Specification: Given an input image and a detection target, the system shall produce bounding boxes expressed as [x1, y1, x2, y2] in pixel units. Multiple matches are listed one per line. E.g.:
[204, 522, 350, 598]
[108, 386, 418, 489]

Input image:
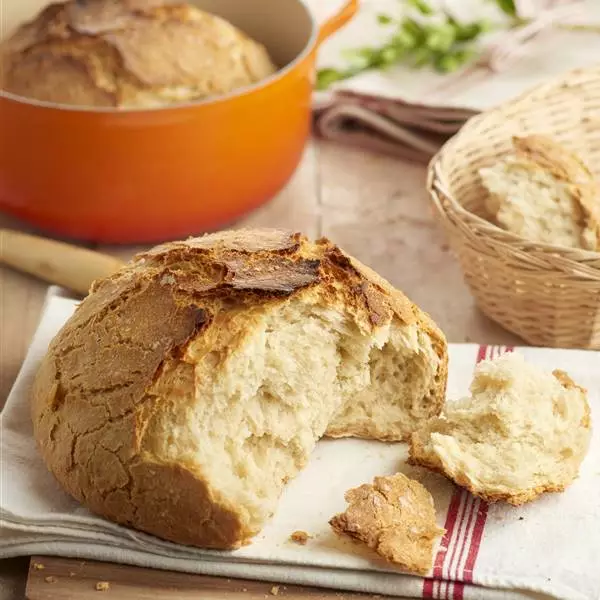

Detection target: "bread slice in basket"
[31, 229, 447, 549]
[479, 135, 600, 250]
[410, 352, 591, 505]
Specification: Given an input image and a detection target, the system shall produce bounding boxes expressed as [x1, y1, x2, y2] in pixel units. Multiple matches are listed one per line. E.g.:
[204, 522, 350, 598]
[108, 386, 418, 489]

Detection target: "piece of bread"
[1, 0, 277, 108]
[479, 135, 600, 250]
[410, 352, 592, 505]
[329, 474, 445, 575]
[289, 530, 311, 545]
[31, 229, 448, 549]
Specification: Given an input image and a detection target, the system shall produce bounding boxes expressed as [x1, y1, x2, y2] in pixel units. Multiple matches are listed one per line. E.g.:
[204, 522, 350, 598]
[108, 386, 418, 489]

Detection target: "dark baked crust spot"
[222, 257, 321, 293]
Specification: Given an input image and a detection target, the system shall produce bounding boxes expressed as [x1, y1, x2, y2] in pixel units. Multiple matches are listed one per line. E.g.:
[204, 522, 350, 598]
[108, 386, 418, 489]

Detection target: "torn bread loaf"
[31, 229, 447, 549]
[410, 352, 592, 505]
[479, 135, 600, 250]
[1, 0, 277, 108]
[329, 474, 445, 575]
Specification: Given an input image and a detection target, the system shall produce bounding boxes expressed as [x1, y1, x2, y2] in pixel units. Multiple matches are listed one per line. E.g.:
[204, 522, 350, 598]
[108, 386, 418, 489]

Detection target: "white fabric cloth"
[1, 288, 599, 600]
[312, 0, 600, 162]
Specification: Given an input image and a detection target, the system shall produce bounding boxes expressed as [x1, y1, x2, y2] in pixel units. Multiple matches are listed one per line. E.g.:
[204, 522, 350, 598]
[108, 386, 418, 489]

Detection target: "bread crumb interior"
[143, 296, 438, 533]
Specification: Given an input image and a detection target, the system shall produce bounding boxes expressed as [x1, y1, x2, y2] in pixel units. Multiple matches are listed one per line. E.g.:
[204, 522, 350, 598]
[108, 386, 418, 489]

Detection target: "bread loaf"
[479, 135, 600, 250]
[409, 352, 592, 505]
[1, 0, 277, 108]
[31, 229, 448, 549]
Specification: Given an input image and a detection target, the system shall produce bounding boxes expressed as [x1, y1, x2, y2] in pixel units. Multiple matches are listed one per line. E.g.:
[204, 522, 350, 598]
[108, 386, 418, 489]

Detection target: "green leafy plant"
[495, 0, 516, 17]
[316, 0, 515, 90]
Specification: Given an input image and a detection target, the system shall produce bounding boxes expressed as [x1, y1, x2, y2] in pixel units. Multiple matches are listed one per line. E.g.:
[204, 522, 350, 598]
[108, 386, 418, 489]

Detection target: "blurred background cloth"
[312, 0, 600, 162]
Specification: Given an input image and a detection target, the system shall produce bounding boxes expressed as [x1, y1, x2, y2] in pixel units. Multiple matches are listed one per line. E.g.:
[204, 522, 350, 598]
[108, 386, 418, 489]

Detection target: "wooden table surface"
[0, 140, 519, 599]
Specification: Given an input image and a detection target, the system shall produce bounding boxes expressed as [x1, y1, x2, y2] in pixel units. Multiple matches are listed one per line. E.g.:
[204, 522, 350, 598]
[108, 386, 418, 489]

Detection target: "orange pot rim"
[0, 0, 358, 115]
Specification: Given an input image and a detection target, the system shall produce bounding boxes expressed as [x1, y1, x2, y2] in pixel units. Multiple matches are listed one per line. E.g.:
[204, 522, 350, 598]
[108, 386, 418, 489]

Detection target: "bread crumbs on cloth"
[289, 530, 311, 545]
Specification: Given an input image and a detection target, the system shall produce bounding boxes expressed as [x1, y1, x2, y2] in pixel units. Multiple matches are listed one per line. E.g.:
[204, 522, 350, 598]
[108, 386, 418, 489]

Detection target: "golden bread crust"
[1, 0, 277, 107]
[329, 474, 445, 575]
[32, 228, 447, 548]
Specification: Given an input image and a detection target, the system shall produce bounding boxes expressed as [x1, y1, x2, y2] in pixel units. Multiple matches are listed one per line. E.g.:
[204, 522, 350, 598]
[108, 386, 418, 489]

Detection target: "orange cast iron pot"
[0, 0, 358, 244]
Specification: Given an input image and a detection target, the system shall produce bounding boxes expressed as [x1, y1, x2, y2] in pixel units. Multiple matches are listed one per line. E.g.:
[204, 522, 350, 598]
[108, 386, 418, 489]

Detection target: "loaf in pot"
[1, 0, 277, 108]
[31, 229, 448, 549]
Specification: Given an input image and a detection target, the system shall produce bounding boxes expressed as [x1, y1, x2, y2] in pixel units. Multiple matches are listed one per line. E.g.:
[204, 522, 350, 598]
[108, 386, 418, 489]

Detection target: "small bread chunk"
[479, 135, 600, 250]
[329, 474, 445, 576]
[289, 530, 311, 545]
[410, 353, 592, 505]
[95, 581, 110, 592]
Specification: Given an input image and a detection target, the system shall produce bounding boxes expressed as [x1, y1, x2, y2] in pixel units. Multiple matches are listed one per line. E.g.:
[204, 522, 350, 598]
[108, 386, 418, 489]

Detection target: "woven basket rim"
[428, 163, 600, 261]
[429, 186, 600, 282]
[428, 65, 600, 265]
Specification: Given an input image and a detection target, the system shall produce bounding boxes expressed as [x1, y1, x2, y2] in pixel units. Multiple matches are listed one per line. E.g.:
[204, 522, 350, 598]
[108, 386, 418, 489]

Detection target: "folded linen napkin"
[313, 0, 600, 162]
[1, 287, 599, 600]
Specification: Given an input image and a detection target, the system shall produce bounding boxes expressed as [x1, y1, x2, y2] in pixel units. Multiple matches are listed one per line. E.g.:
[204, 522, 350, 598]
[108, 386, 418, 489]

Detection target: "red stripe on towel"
[447, 345, 493, 599]
[423, 491, 462, 598]
[422, 345, 489, 598]
[460, 346, 514, 588]
[448, 496, 478, 599]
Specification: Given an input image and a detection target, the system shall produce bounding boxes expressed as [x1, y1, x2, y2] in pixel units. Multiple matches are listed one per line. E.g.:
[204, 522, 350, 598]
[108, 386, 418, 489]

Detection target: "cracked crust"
[1, 0, 277, 108]
[32, 228, 448, 549]
[329, 474, 445, 576]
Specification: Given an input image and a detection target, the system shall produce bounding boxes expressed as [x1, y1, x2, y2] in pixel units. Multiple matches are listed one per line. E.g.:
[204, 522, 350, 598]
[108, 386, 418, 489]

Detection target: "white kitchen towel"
[312, 0, 600, 162]
[1, 288, 599, 600]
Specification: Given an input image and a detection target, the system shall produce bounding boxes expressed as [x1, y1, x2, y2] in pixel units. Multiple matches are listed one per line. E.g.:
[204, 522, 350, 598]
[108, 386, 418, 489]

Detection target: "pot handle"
[317, 0, 359, 47]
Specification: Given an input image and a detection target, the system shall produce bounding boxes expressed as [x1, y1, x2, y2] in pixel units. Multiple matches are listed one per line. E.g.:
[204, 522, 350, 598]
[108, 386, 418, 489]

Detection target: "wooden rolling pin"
[0, 229, 125, 296]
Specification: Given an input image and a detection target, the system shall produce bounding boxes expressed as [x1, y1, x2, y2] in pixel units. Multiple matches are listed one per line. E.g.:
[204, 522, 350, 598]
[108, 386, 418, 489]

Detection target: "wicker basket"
[428, 67, 600, 349]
